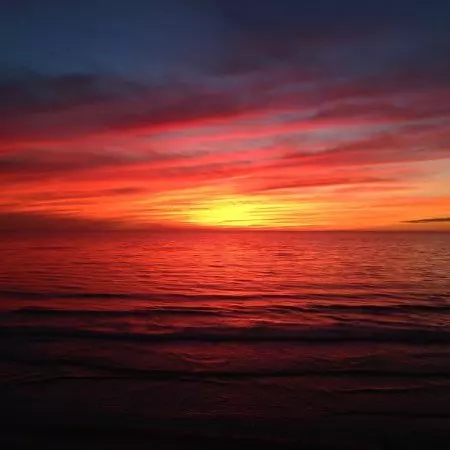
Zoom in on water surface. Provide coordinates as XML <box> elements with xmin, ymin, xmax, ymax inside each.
<box><xmin>1</xmin><ymin>231</ymin><xmax>449</xmax><ymax>448</ymax></box>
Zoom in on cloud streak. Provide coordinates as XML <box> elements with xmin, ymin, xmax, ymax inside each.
<box><xmin>404</xmin><ymin>217</ymin><xmax>450</xmax><ymax>224</ymax></box>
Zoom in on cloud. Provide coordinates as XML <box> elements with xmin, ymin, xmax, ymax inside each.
<box><xmin>0</xmin><ymin>71</ymin><xmax>144</xmax><ymax>115</ymax></box>
<box><xmin>2</xmin><ymin>48</ymin><xmax>450</xmax><ymax>148</ymax></box>
<box><xmin>0</xmin><ymin>210</ymin><xmax>126</xmax><ymax>232</ymax></box>
<box><xmin>1</xmin><ymin>0</ymin><xmax>450</xmax><ymax>230</ymax></box>
<box><xmin>0</xmin><ymin>75</ymin><xmax>274</xmax><ymax>145</ymax></box>
<box><xmin>404</xmin><ymin>217</ymin><xmax>450</xmax><ymax>224</ymax></box>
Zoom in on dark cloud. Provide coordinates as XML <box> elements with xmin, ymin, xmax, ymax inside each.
<box><xmin>0</xmin><ymin>209</ymin><xmax>181</xmax><ymax>232</ymax></box>
<box><xmin>0</xmin><ymin>150</ymin><xmax>148</xmax><ymax>180</ymax></box>
<box><xmin>0</xmin><ymin>146</ymin><xmax>194</xmax><ymax>183</ymax></box>
<box><xmin>1</xmin><ymin>62</ymin><xmax>450</xmax><ymax>148</ymax></box>
<box><xmin>24</xmin><ymin>187</ymin><xmax>145</xmax><ymax>202</ymax></box>
<box><xmin>404</xmin><ymin>217</ymin><xmax>450</xmax><ymax>224</ymax></box>
<box><xmin>0</xmin><ymin>71</ymin><xmax>144</xmax><ymax>115</ymax></box>
<box><xmin>0</xmin><ymin>210</ymin><xmax>125</xmax><ymax>232</ymax></box>
<box><xmin>0</xmin><ymin>73</ymin><xmax>283</xmax><ymax>143</ymax></box>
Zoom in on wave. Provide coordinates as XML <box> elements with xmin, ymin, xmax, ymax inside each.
<box><xmin>1</xmin><ymin>288</ymin><xmax>447</xmax><ymax>302</ymax></box>
<box><xmin>0</xmin><ymin>289</ymin><xmax>188</xmax><ymax>300</ymax></box>
<box><xmin>6</xmin><ymin>301</ymin><xmax>450</xmax><ymax>320</ymax></box>
<box><xmin>2</xmin><ymin>322</ymin><xmax>450</xmax><ymax>344</ymax></box>
<box><xmin>4</xmin><ymin>368</ymin><xmax>450</xmax><ymax>383</ymax></box>
<box><xmin>3</xmin><ymin>350</ymin><xmax>450</xmax><ymax>382</ymax></box>
<box><xmin>11</xmin><ymin>306</ymin><xmax>225</xmax><ymax>317</ymax></box>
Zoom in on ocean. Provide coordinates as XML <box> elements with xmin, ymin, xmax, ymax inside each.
<box><xmin>1</xmin><ymin>231</ymin><xmax>450</xmax><ymax>449</ymax></box>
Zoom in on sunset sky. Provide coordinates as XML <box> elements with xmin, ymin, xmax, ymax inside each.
<box><xmin>1</xmin><ymin>0</ymin><xmax>449</xmax><ymax>231</ymax></box>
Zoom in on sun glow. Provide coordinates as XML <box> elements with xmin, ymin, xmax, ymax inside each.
<box><xmin>187</xmin><ymin>196</ymin><xmax>272</xmax><ymax>228</ymax></box>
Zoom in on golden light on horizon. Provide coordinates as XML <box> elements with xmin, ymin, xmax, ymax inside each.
<box><xmin>187</xmin><ymin>196</ymin><xmax>273</xmax><ymax>228</ymax></box>
<box><xmin>183</xmin><ymin>194</ymin><xmax>324</xmax><ymax>229</ymax></box>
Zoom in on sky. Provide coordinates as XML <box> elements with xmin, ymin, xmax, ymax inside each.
<box><xmin>1</xmin><ymin>0</ymin><xmax>450</xmax><ymax>231</ymax></box>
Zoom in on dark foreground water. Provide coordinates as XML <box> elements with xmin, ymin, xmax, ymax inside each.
<box><xmin>1</xmin><ymin>231</ymin><xmax>450</xmax><ymax>449</ymax></box>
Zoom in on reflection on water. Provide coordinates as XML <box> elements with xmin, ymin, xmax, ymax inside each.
<box><xmin>1</xmin><ymin>231</ymin><xmax>450</xmax><ymax>448</ymax></box>
<box><xmin>0</xmin><ymin>230</ymin><xmax>449</xmax><ymax>341</ymax></box>
<box><xmin>1</xmin><ymin>231</ymin><xmax>449</xmax><ymax>298</ymax></box>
